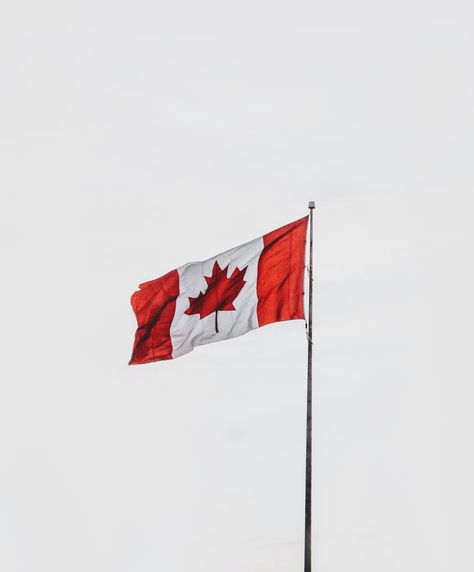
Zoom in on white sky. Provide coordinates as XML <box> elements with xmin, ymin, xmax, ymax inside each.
<box><xmin>1</xmin><ymin>1</ymin><xmax>473</xmax><ymax>571</ymax></box>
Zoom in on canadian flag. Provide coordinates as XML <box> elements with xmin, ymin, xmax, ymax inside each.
<box><xmin>129</xmin><ymin>216</ymin><xmax>308</xmax><ymax>364</ymax></box>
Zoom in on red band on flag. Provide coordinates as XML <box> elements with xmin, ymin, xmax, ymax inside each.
<box><xmin>129</xmin><ymin>269</ymin><xmax>180</xmax><ymax>365</ymax></box>
<box><xmin>256</xmin><ymin>216</ymin><xmax>308</xmax><ymax>327</ymax></box>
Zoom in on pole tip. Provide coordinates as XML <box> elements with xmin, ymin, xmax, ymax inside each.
<box><xmin>308</xmin><ymin>201</ymin><xmax>315</xmax><ymax>209</ymax></box>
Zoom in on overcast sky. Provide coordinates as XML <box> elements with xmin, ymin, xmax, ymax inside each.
<box><xmin>1</xmin><ymin>1</ymin><xmax>473</xmax><ymax>571</ymax></box>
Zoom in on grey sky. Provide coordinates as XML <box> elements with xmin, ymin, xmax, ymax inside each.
<box><xmin>1</xmin><ymin>0</ymin><xmax>473</xmax><ymax>571</ymax></box>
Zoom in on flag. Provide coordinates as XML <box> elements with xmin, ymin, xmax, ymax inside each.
<box><xmin>129</xmin><ymin>216</ymin><xmax>308</xmax><ymax>364</ymax></box>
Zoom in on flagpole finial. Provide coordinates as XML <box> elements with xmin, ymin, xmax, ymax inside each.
<box><xmin>308</xmin><ymin>201</ymin><xmax>315</xmax><ymax>209</ymax></box>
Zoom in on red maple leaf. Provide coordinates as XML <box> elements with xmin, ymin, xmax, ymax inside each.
<box><xmin>185</xmin><ymin>261</ymin><xmax>247</xmax><ymax>333</ymax></box>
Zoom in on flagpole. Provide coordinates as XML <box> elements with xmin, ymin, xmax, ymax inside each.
<box><xmin>305</xmin><ymin>201</ymin><xmax>315</xmax><ymax>572</ymax></box>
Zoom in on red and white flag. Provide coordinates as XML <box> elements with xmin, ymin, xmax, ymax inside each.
<box><xmin>129</xmin><ymin>216</ymin><xmax>308</xmax><ymax>364</ymax></box>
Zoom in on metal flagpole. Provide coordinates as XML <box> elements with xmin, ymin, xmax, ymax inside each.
<box><xmin>305</xmin><ymin>201</ymin><xmax>315</xmax><ymax>572</ymax></box>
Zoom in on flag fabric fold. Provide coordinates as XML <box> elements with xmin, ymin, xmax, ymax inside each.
<box><xmin>129</xmin><ymin>216</ymin><xmax>308</xmax><ymax>364</ymax></box>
